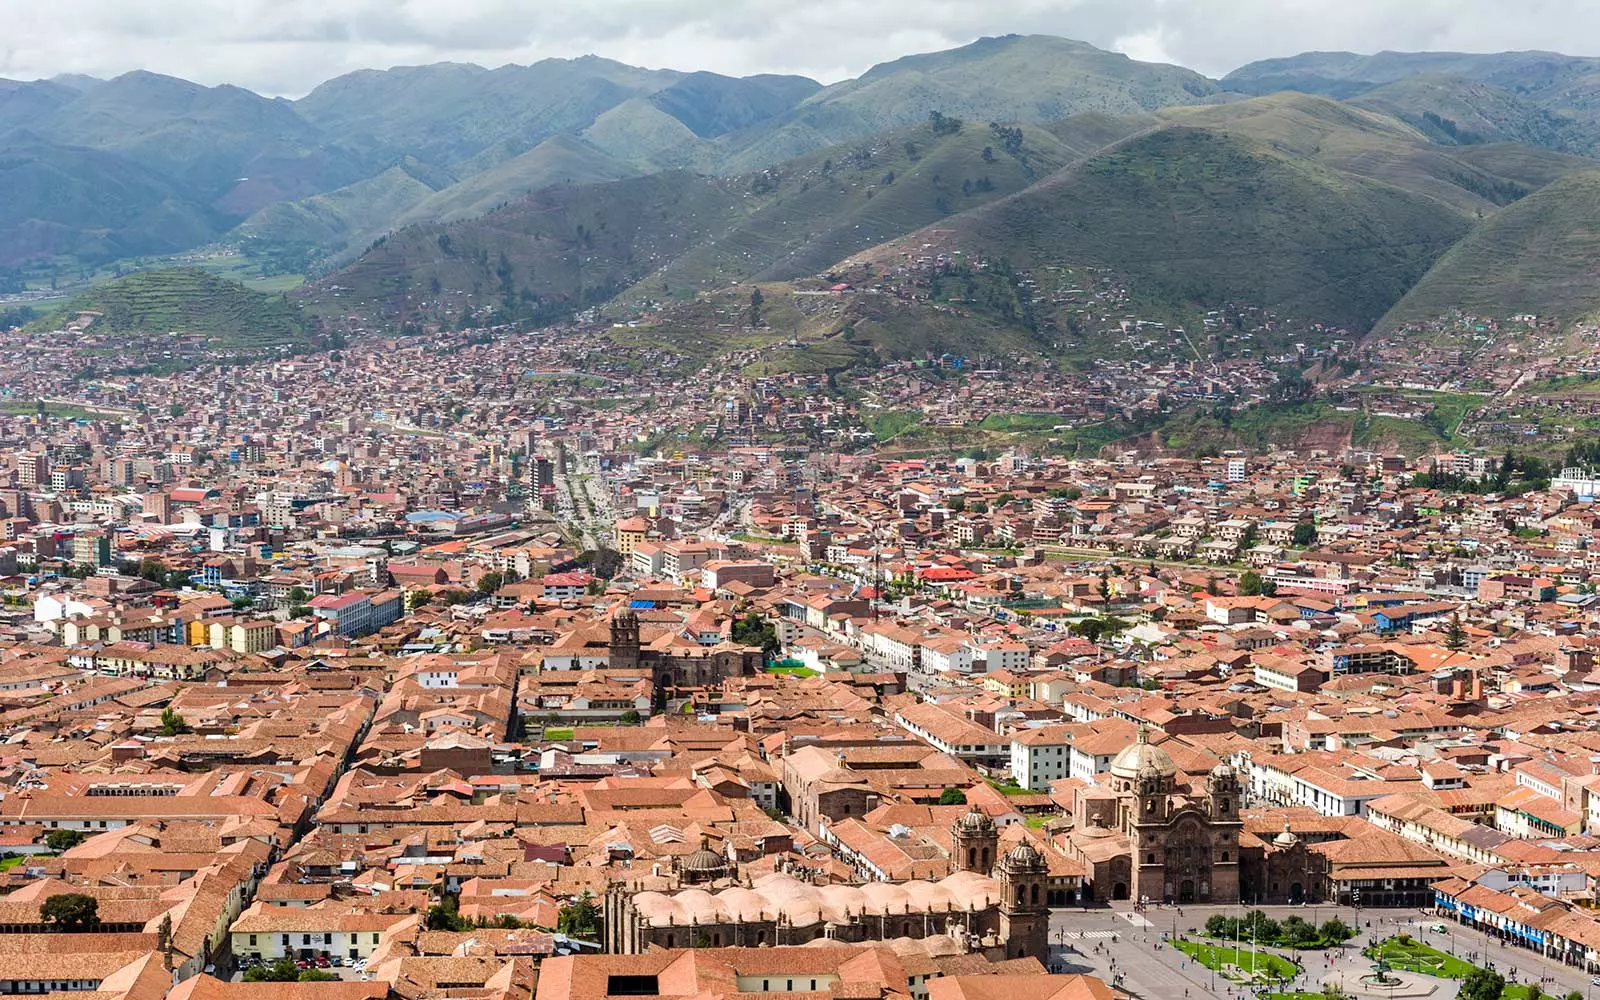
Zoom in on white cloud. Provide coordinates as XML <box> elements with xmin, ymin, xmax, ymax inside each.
<box><xmin>0</xmin><ymin>0</ymin><xmax>1595</xmax><ymax>96</ymax></box>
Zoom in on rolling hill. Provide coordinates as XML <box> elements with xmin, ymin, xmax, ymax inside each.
<box><xmin>234</xmin><ymin>157</ymin><xmax>453</xmax><ymax>252</ymax></box>
<box><xmin>0</xmin><ymin>140</ymin><xmax>219</xmax><ymax>267</ymax></box>
<box><xmin>26</xmin><ymin>70</ymin><xmax>373</xmax><ymax>214</ymax></box>
<box><xmin>1349</xmin><ymin>76</ymin><xmax>1600</xmax><ymax>153</ymax></box>
<box><xmin>312</xmin><ymin>111</ymin><xmax>1146</xmax><ymax>326</ymax></box>
<box><xmin>32</xmin><ymin>268</ymin><xmax>312</xmax><ymax>346</ymax></box>
<box><xmin>304</xmin><ymin>170</ymin><xmax>753</xmax><ymax>327</ymax></box>
<box><xmin>616</xmin><ymin>116</ymin><xmax>1127</xmax><ymax>305</ymax></box>
<box><xmin>391</xmin><ymin>135</ymin><xmax>638</xmax><ymax>227</ymax></box>
<box><xmin>293</xmin><ymin>58</ymin><xmax>692</xmax><ymax>169</ymax></box>
<box><xmin>1379</xmin><ymin>169</ymin><xmax>1600</xmax><ymax>329</ymax></box>
<box><xmin>856</xmin><ymin>94</ymin><xmax>1591</xmax><ymax>333</ymax></box>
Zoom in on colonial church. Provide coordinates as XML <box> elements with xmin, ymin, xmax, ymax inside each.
<box><xmin>540</xmin><ymin>611</ymin><xmax>763</xmax><ymax>691</ymax></box>
<box><xmin>605</xmin><ymin>805</ymin><xmax>1049</xmax><ymax>961</ymax></box>
<box><xmin>1063</xmin><ymin>726</ymin><xmax>1243</xmax><ymax>904</ymax></box>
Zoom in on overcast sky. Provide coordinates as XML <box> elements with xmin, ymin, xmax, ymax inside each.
<box><xmin>2</xmin><ymin>0</ymin><xmax>1594</xmax><ymax>97</ymax></box>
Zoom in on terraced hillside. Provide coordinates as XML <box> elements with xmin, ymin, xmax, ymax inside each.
<box><xmin>33</xmin><ymin>268</ymin><xmax>311</xmax><ymax>346</ymax></box>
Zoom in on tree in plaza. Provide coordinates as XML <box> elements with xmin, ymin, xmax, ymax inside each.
<box><xmin>938</xmin><ymin>787</ymin><xmax>967</xmax><ymax>805</ymax></box>
<box><xmin>1457</xmin><ymin>969</ymin><xmax>1504</xmax><ymax>1000</ymax></box>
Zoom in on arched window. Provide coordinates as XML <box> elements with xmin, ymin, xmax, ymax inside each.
<box><xmin>1015</xmin><ymin>885</ymin><xmax>1025</xmax><ymax>905</ymax></box>
<box><xmin>666</xmin><ymin>934</ymin><xmax>675</xmax><ymax>948</ymax></box>
<box><xmin>967</xmin><ymin>848</ymin><xmax>976</xmax><ymax>868</ymax></box>
<box><xmin>1030</xmin><ymin>884</ymin><xmax>1040</xmax><ymax>906</ymax></box>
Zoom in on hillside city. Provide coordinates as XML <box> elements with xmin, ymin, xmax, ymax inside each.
<box><xmin>19</xmin><ymin>18</ymin><xmax>1600</xmax><ymax>1000</ymax></box>
<box><xmin>0</xmin><ymin>303</ymin><xmax>1598</xmax><ymax>1000</ymax></box>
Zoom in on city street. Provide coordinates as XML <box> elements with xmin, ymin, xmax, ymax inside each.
<box><xmin>1045</xmin><ymin>904</ymin><xmax>1596</xmax><ymax>1000</ymax></box>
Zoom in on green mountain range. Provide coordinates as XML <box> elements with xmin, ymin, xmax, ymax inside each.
<box><xmin>16</xmin><ymin>35</ymin><xmax>1600</xmax><ymax>359</ymax></box>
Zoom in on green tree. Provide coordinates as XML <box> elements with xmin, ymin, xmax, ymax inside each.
<box><xmin>286</xmin><ymin>586</ymin><xmax>308</xmax><ymax>604</ymax></box>
<box><xmin>558</xmin><ymin>891</ymin><xmax>599</xmax><ymax>938</ymax></box>
<box><xmin>44</xmin><ymin>829</ymin><xmax>85</xmax><ymax>853</ymax></box>
<box><xmin>299</xmin><ymin>969</ymin><xmax>337</xmax><ymax>982</ymax></box>
<box><xmin>731</xmin><ymin>613</ymin><xmax>781</xmax><ymax>659</ymax></box>
<box><xmin>1292</xmin><ymin>522</ymin><xmax>1318</xmax><ymax>547</ymax></box>
<box><xmin>1238</xmin><ymin>571</ymin><xmax>1265</xmax><ymax>597</ymax></box>
<box><xmin>476</xmin><ymin>571</ymin><xmax>505</xmax><ymax>595</ymax></box>
<box><xmin>748</xmin><ymin>287</ymin><xmax>765</xmax><ymax>327</ymax></box>
<box><xmin>1281</xmin><ymin>915</ymin><xmax>1318</xmax><ymax>946</ymax></box>
<box><xmin>1458</xmin><ymin>969</ymin><xmax>1504</xmax><ymax>1000</ymax></box>
<box><xmin>1319</xmin><ymin>917</ymin><xmax>1352</xmax><ymax>942</ymax></box>
<box><xmin>620</xmin><ymin>709</ymin><xmax>642</xmax><ymax>725</ymax></box>
<box><xmin>40</xmin><ymin>892</ymin><xmax>99</xmax><ymax>930</ymax></box>
<box><xmin>426</xmin><ymin>896</ymin><xmax>471</xmax><ymax>931</ymax></box>
<box><xmin>243</xmin><ymin>958</ymin><xmax>301</xmax><ymax>982</ymax></box>
<box><xmin>1445</xmin><ymin>611</ymin><xmax>1468</xmax><ymax>651</ymax></box>
<box><xmin>938</xmin><ymin>787</ymin><xmax>968</xmax><ymax>806</ymax></box>
<box><xmin>159</xmin><ymin>707</ymin><xmax>190</xmax><ymax>737</ymax></box>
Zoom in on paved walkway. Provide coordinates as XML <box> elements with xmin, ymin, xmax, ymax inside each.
<box><xmin>1043</xmin><ymin>905</ymin><xmax>1515</xmax><ymax>1000</ymax></box>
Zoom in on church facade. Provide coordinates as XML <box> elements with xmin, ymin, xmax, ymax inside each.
<box><xmin>1065</xmin><ymin>727</ymin><xmax>1243</xmax><ymax>905</ymax></box>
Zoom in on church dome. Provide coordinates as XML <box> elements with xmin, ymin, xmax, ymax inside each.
<box><xmin>1273</xmin><ymin>823</ymin><xmax>1300</xmax><ymax>849</ymax></box>
<box><xmin>1004</xmin><ymin>841</ymin><xmax>1045</xmax><ymax>868</ymax></box>
<box><xmin>1109</xmin><ymin>725</ymin><xmax>1177</xmax><ymax>780</ymax></box>
<box><xmin>1210</xmin><ymin>761</ymin><xmax>1236</xmax><ymax>779</ymax></box>
<box><xmin>682</xmin><ymin>836</ymin><xmax>728</xmax><ymax>875</ymax></box>
<box><xmin>955</xmin><ymin>804</ymin><xmax>995</xmax><ymax>835</ymax></box>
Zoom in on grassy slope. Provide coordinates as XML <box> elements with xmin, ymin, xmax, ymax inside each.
<box><xmin>856</xmin><ymin>94</ymin><xmax>1591</xmax><ymax>332</ymax></box>
<box><xmin>614</xmin><ymin>280</ymin><xmax>1045</xmax><ymax>373</ymax></box>
<box><xmin>616</xmin><ymin>118</ymin><xmax>1106</xmax><ymax>306</ymax></box>
<box><xmin>1351</xmin><ymin>76</ymin><xmax>1600</xmax><ymax>153</ymax></box>
<box><xmin>306</xmin><ymin>171</ymin><xmax>751</xmax><ymax>323</ymax></box>
<box><xmin>1379</xmin><ymin>169</ymin><xmax>1600</xmax><ymax>329</ymax></box>
<box><xmin>32</xmin><ymin>267</ymin><xmax>309</xmax><ymax>345</ymax></box>
<box><xmin>881</xmin><ymin>124</ymin><xmax>1471</xmax><ymax>331</ymax></box>
<box><xmin>393</xmin><ymin>135</ymin><xmax>639</xmax><ymax>226</ymax></box>
<box><xmin>234</xmin><ymin>158</ymin><xmax>446</xmax><ymax>250</ymax></box>
<box><xmin>707</xmin><ymin>35</ymin><xmax>1217</xmax><ymax>174</ymax></box>
<box><xmin>0</xmin><ymin>140</ymin><xmax>219</xmax><ymax>267</ymax></box>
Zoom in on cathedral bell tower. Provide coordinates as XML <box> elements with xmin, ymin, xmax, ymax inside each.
<box><xmin>610</xmin><ymin>611</ymin><xmax>641</xmax><ymax>670</ymax></box>
<box><xmin>950</xmin><ymin>804</ymin><xmax>998</xmax><ymax>874</ymax></box>
<box><xmin>997</xmin><ymin>841</ymin><xmax>1050</xmax><ymax>960</ymax></box>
